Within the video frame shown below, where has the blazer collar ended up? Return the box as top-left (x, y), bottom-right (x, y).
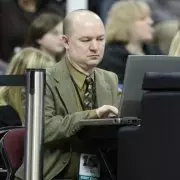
top-left (53, 58), bottom-right (113, 113)
top-left (53, 58), bottom-right (78, 113)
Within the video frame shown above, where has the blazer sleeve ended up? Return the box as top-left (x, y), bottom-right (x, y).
top-left (44, 75), bottom-right (98, 145)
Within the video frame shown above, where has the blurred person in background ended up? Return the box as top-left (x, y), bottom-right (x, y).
top-left (0, 0), bottom-right (65, 63)
top-left (144, 0), bottom-right (180, 24)
top-left (98, 0), bottom-right (163, 84)
top-left (169, 25), bottom-right (180, 56)
top-left (89, 0), bottom-right (180, 25)
top-left (0, 60), bottom-right (8, 75)
top-left (0, 47), bottom-right (55, 127)
top-left (25, 13), bottom-right (65, 62)
top-left (153, 20), bottom-right (179, 54)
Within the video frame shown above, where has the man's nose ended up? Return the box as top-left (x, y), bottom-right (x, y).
top-left (90, 40), bottom-right (98, 51)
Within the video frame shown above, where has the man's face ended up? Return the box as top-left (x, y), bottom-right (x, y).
top-left (64, 17), bottom-right (105, 71)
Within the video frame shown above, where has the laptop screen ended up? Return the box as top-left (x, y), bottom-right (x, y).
top-left (119, 55), bottom-right (180, 118)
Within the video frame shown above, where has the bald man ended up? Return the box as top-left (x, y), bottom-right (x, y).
top-left (15, 10), bottom-right (120, 180)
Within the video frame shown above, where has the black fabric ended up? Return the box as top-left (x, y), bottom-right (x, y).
top-left (0, 105), bottom-right (22, 128)
top-left (143, 72), bottom-right (180, 91)
top-left (0, 75), bottom-right (25, 86)
top-left (98, 41), bottom-right (164, 84)
top-left (117, 89), bottom-right (180, 180)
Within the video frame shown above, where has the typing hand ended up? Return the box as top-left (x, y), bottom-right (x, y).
top-left (96, 105), bottom-right (118, 118)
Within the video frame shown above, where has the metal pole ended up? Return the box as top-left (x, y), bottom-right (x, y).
top-left (24, 69), bottom-right (45, 180)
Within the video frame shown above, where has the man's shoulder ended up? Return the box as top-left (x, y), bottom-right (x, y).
top-left (45, 65), bottom-right (57, 83)
top-left (46, 60), bottom-right (64, 76)
top-left (95, 67), bottom-right (117, 78)
top-left (46, 64), bottom-right (57, 76)
top-left (45, 62), bottom-right (61, 84)
top-left (95, 68), bottom-right (119, 93)
top-left (95, 67), bottom-right (118, 86)
top-left (45, 59), bottom-right (69, 86)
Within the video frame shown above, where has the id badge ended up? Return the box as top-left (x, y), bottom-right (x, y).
top-left (79, 153), bottom-right (100, 180)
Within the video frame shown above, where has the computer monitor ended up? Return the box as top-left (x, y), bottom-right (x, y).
top-left (119, 55), bottom-right (180, 118)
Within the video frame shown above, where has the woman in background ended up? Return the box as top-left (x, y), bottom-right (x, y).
top-left (0, 47), bottom-right (55, 127)
top-left (0, 0), bottom-right (65, 62)
top-left (154, 20), bottom-right (179, 54)
top-left (169, 25), bottom-right (180, 56)
top-left (98, 0), bottom-right (163, 84)
top-left (25, 13), bottom-right (65, 62)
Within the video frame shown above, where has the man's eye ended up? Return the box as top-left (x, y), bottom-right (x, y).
top-left (81, 39), bottom-right (90, 42)
top-left (98, 38), bottom-right (104, 41)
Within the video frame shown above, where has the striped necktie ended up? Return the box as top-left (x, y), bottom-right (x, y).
top-left (83, 76), bottom-right (94, 110)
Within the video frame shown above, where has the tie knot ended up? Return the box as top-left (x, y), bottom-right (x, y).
top-left (85, 76), bottom-right (93, 85)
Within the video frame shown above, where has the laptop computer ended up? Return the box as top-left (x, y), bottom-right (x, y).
top-left (119, 55), bottom-right (180, 118)
top-left (80, 55), bottom-right (180, 126)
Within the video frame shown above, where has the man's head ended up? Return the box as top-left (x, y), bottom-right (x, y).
top-left (62, 10), bottom-right (105, 73)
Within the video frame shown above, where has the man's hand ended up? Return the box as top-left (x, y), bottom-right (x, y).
top-left (96, 105), bottom-right (118, 118)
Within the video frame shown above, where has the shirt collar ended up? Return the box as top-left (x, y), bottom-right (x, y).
top-left (67, 60), bottom-right (94, 90)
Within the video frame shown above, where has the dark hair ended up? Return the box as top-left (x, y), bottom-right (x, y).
top-left (25, 13), bottom-right (63, 48)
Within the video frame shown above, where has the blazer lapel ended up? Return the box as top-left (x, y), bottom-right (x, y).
top-left (53, 59), bottom-right (78, 114)
top-left (52, 60), bottom-right (113, 112)
top-left (95, 69), bottom-right (113, 107)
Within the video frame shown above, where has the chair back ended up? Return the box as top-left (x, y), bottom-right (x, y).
top-left (0, 128), bottom-right (25, 180)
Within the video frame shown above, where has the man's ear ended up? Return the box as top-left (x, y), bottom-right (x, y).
top-left (36, 38), bottom-right (42, 45)
top-left (62, 35), bottom-right (69, 49)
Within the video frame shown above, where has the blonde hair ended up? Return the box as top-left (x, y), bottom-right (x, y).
top-left (154, 20), bottom-right (179, 54)
top-left (106, 0), bottom-right (150, 43)
top-left (169, 28), bottom-right (180, 56)
top-left (0, 47), bottom-right (55, 121)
